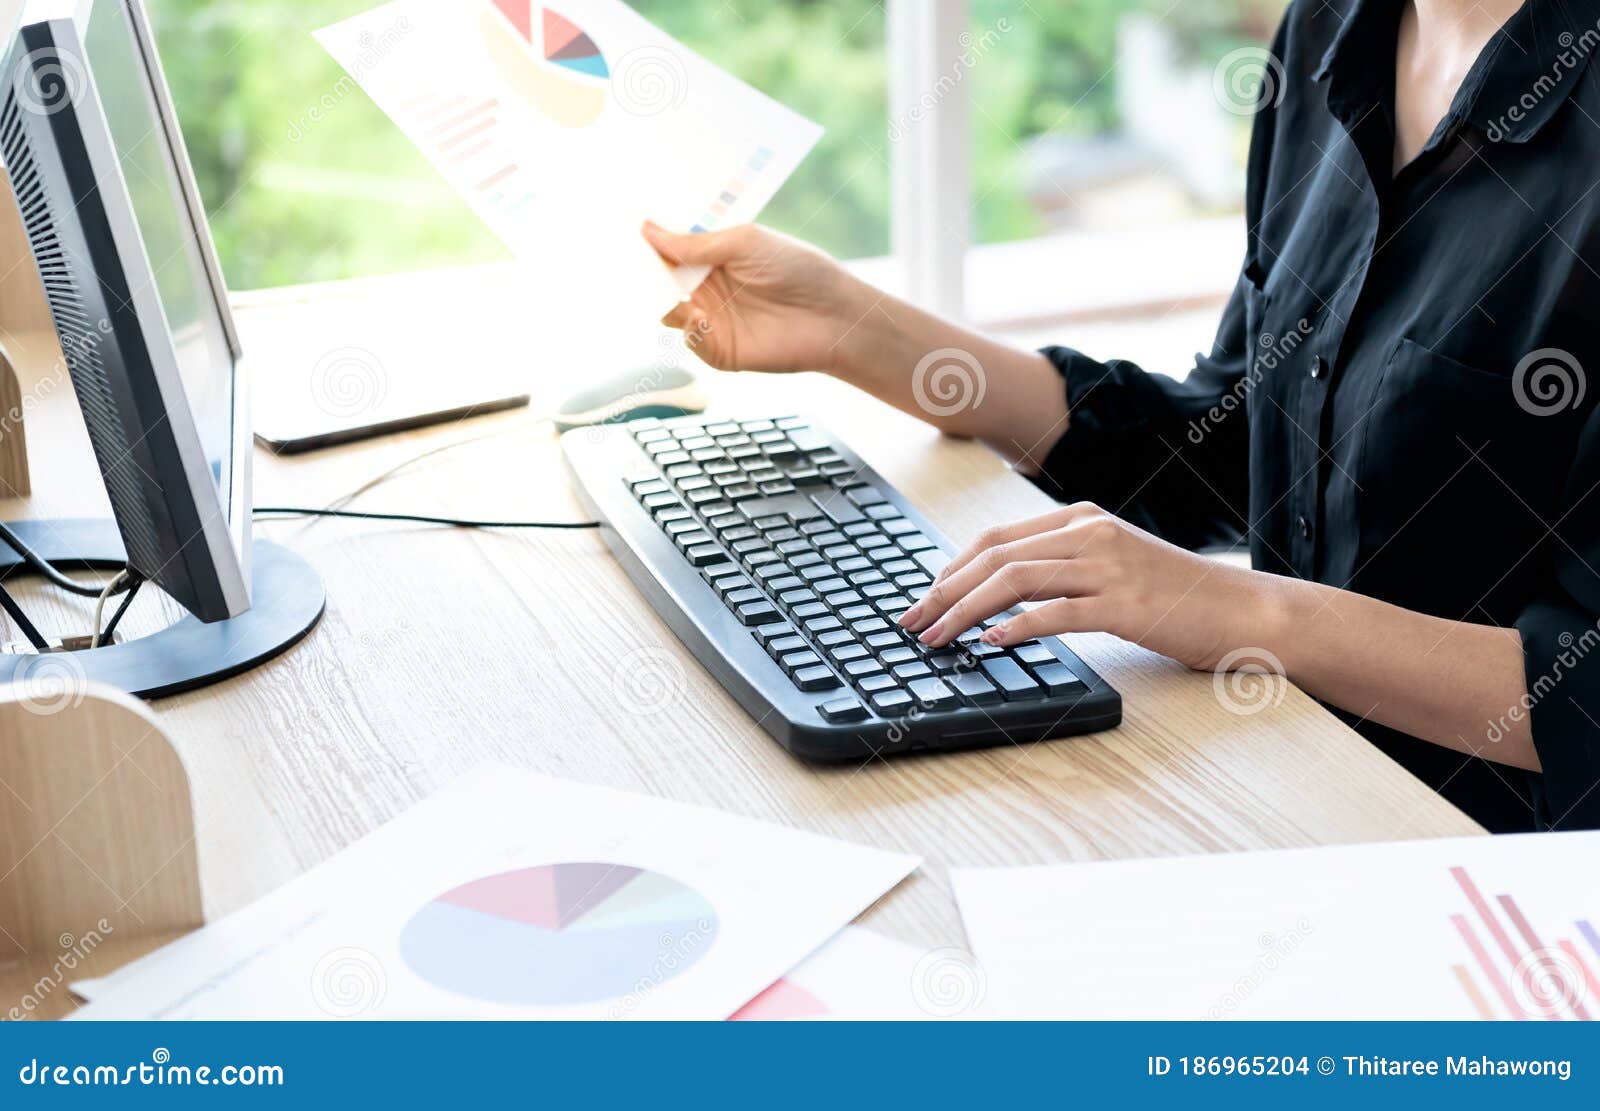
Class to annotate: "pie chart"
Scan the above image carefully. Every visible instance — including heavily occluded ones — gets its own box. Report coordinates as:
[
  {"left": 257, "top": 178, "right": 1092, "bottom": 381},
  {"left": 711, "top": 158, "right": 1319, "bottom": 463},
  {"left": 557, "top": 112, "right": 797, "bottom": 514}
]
[
  {"left": 399, "top": 862, "right": 719, "bottom": 1006},
  {"left": 480, "top": 1, "right": 609, "bottom": 127}
]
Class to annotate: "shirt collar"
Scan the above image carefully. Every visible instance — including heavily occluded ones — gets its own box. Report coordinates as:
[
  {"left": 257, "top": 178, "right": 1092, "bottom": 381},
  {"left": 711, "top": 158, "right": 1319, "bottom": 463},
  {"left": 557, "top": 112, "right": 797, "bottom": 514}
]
[{"left": 1313, "top": 0, "right": 1600, "bottom": 143}]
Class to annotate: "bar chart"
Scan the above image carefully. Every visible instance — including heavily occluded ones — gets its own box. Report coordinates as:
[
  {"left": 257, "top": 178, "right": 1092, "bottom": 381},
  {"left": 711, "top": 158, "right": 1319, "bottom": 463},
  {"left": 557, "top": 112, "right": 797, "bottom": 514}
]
[{"left": 1448, "top": 865, "right": 1599, "bottom": 1021}]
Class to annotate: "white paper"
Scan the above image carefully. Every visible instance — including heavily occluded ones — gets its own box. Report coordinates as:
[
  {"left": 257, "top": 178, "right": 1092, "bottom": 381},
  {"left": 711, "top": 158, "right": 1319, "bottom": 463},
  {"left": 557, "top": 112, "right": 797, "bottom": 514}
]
[
  {"left": 730, "top": 927, "right": 991, "bottom": 1021},
  {"left": 954, "top": 830, "right": 1600, "bottom": 1021},
  {"left": 314, "top": 0, "right": 822, "bottom": 319},
  {"left": 72, "top": 766, "right": 916, "bottom": 1020}
]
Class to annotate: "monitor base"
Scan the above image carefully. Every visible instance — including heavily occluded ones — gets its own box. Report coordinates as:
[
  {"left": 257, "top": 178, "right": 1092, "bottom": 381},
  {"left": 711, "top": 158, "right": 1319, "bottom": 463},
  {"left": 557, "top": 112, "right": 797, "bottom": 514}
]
[{"left": 0, "top": 518, "right": 325, "bottom": 699}]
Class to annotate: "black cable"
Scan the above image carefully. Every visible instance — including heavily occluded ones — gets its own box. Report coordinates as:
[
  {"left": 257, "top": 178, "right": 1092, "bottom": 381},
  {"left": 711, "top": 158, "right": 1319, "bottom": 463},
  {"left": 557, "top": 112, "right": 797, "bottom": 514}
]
[
  {"left": 0, "top": 520, "right": 132, "bottom": 599},
  {"left": 0, "top": 577, "right": 50, "bottom": 651},
  {"left": 253, "top": 507, "right": 601, "bottom": 530},
  {"left": 98, "top": 577, "right": 143, "bottom": 646}
]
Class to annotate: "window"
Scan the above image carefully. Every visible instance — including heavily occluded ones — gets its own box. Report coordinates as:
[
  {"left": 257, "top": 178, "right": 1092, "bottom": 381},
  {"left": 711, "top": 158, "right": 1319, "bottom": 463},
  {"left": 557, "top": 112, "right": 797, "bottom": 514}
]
[{"left": 148, "top": 0, "right": 1282, "bottom": 326}]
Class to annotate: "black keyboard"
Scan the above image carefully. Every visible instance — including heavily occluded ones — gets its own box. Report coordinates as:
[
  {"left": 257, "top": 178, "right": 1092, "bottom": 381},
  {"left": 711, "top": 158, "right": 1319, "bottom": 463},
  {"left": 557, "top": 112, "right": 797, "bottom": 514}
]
[{"left": 562, "top": 414, "right": 1121, "bottom": 761}]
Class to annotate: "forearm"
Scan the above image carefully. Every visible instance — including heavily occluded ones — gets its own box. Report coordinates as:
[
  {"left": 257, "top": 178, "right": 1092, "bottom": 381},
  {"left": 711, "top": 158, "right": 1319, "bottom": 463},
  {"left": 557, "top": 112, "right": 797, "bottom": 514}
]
[
  {"left": 1260, "top": 576, "right": 1536, "bottom": 771},
  {"left": 825, "top": 274, "right": 1068, "bottom": 466}
]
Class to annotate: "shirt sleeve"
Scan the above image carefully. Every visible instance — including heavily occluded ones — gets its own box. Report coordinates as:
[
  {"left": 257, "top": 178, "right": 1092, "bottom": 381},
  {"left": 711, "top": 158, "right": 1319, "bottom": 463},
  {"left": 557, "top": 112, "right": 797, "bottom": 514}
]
[
  {"left": 1515, "top": 403, "right": 1600, "bottom": 830},
  {"left": 1028, "top": 17, "right": 1283, "bottom": 552},
  {"left": 1031, "top": 276, "right": 1256, "bottom": 551}
]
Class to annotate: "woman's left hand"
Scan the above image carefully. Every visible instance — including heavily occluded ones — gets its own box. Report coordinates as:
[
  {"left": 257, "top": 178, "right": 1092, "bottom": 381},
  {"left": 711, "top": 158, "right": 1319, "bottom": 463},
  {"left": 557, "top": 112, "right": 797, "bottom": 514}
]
[{"left": 900, "top": 503, "right": 1280, "bottom": 671}]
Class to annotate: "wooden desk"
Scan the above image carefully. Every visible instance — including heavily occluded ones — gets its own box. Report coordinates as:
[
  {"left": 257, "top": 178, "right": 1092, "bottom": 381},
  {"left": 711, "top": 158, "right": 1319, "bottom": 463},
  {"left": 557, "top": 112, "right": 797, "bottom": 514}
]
[{"left": 0, "top": 269, "right": 1482, "bottom": 1017}]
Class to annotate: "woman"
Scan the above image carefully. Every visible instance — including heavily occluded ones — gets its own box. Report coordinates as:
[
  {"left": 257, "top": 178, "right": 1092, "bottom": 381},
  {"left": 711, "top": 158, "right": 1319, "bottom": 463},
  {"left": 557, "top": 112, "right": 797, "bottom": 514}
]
[{"left": 644, "top": 0, "right": 1600, "bottom": 833}]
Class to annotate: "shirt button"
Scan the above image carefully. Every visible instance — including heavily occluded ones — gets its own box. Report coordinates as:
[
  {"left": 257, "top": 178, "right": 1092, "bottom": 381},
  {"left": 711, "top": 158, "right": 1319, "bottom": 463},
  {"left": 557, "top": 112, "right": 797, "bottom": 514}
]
[
  {"left": 1309, "top": 356, "right": 1325, "bottom": 380},
  {"left": 1297, "top": 514, "right": 1313, "bottom": 540}
]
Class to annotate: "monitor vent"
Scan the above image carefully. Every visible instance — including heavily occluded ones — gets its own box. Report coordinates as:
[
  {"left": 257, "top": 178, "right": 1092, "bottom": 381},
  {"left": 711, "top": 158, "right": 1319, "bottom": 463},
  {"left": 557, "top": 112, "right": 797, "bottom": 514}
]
[{"left": 1, "top": 88, "right": 165, "bottom": 575}]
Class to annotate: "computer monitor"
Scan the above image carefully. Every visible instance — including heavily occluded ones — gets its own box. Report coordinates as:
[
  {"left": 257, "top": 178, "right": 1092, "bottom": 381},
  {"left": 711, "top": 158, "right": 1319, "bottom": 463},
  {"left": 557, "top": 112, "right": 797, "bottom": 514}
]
[{"left": 1, "top": 0, "right": 250, "bottom": 622}]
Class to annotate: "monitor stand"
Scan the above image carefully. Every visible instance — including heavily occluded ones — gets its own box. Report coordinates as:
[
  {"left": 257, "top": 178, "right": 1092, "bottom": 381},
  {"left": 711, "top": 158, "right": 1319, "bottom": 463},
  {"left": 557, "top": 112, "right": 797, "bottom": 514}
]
[{"left": 0, "top": 518, "right": 325, "bottom": 699}]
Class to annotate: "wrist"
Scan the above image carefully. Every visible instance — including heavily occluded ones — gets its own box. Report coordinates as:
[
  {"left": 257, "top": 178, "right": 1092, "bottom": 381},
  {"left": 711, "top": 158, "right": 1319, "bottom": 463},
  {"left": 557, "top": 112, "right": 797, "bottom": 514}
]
[
  {"left": 822, "top": 270, "right": 897, "bottom": 380},
  {"left": 1250, "top": 572, "right": 1313, "bottom": 677}
]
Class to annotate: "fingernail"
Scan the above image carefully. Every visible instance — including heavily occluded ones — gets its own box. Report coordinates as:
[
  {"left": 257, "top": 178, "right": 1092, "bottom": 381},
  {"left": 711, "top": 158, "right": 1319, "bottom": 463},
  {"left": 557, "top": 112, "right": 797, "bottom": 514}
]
[
  {"left": 981, "top": 627, "right": 1005, "bottom": 646},
  {"left": 919, "top": 625, "right": 942, "bottom": 645},
  {"left": 900, "top": 603, "right": 923, "bottom": 627}
]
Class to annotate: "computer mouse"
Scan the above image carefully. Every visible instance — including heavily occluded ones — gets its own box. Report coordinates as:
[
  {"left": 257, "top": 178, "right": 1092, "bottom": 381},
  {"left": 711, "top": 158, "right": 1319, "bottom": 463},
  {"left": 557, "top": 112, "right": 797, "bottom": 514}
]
[{"left": 553, "top": 363, "right": 709, "bottom": 432}]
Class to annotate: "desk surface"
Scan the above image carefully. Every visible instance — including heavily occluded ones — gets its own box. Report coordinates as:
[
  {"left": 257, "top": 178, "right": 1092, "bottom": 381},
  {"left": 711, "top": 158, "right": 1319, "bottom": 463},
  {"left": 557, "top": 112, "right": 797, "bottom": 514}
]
[{"left": 0, "top": 272, "right": 1481, "bottom": 1015}]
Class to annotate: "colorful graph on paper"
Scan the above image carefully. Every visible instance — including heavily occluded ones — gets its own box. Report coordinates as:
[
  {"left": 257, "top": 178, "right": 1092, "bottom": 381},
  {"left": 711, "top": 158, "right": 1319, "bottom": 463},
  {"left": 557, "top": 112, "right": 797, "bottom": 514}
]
[
  {"left": 1447, "top": 865, "right": 1598, "bottom": 1021},
  {"left": 399, "top": 862, "right": 718, "bottom": 1006},
  {"left": 953, "top": 830, "right": 1600, "bottom": 1020}
]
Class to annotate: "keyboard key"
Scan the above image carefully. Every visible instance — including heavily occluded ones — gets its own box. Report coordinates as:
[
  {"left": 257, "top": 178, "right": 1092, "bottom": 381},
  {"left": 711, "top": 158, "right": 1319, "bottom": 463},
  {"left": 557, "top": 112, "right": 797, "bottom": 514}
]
[
  {"left": 981, "top": 657, "right": 1043, "bottom": 699},
  {"left": 780, "top": 650, "right": 823, "bottom": 673},
  {"left": 829, "top": 643, "right": 870, "bottom": 664},
  {"left": 908, "top": 677, "right": 958, "bottom": 711},
  {"left": 870, "top": 689, "right": 914, "bottom": 714},
  {"left": 892, "top": 662, "right": 933, "bottom": 682},
  {"left": 1032, "top": 662, "right": 1085, "bottom": 695},
  {"left": 852, "top": 618, "right": 891, "bottom": 636},
  {"left": 1014, "top": 644, "right": 1056, "bottom": 666},
  {"left": 779, "top": 589, "right": 817, "bottom": 608},
  {"left": 879, "top": 646, "right": 918, "bottom": 666},
  {"left": 789, "top": 428, "right": 832, "bottom": 454},
  {"left": 859, "top": 674, "right": 899, "bottom": 695},
  {"left": 768, "top": 635, "right": 808, "bottom": 657},
  {"left": 927, "top": 652, "right": 965, "bottom": 673},
  {"left": 700, "top": 561, "right": 739, "bottom": 582},
  {"left": 726, "top": 588, "right": 765, "bottom": 608},
  {"left": 839, "top": 605, "right": 876, "bottom": 623},
  {"left": 900, "top": 534, "right": 937, "bottom": 553},
  {"left": 817, "top": 629, "right": 856, "bottom": 649},
  {"left": 846, "top": 485, "right": 887, "bottom": 506},
  {"left": 735, "top": 601, "right": 780, "bottom": 626},
  {"left": 844, "top": 658, "right": 886, "bottom": 680},
  {"left": 685, "top": 544, "right": 726, "bottom": 567},
  {"left": 791, "top": 602, "right": 829, "bottom": 621},
  {"left": 787, "top": 467, "right": 824, "bottom": 486},
  {"left": 738, "top": 493, "right": 824, "bottom": 525},
  {"left": 815, "top": 496, "right": 865, "bottom": 525},
  {"left": 825, "top": 591, "right": 864, "bottom": 610},
  {"left": 753, "top": 622, "right": 794, "bottom": 647},
  {"left": 794, "top": 666, "right": 841, "bottom": 692},
  {"left": 713, "top": 575, "right": 753, "bottom": 599},
  {"left": 949, "top": 671, "right": 1003, "bottom": 706},
  {"left": 819, "top": 697, "right": 869, "bottom": 724},
  {"left": 663, "top": 518, "right": 702, "bottom": 537}
]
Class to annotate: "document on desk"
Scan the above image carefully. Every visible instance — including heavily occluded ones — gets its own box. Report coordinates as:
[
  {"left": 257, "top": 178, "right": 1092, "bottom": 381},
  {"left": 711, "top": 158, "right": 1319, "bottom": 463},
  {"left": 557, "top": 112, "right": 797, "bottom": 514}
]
[
  {"left": 730, "top": 927, "right": 989, "bottom": 1021},
  {"left": 314, "top": 0, "right": 822, "bottom": 318},
  {"left": 954, "top": 830, "right": 1600, "bottom": 1021},
  {"left": 70, "top": 766, "right": 915, "bottom": 1020}
]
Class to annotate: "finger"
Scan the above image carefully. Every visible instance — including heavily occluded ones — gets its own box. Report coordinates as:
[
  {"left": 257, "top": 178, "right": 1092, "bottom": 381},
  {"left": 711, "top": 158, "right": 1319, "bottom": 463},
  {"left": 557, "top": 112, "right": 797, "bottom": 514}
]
[
  {"left": 660, "top": 303, "right": 695, "bottom": 330},
  {"left": 934, "top": 503, "right": 1095, "bottom": 588},
  {"left": 982, "top": 597, "right": 1105, "bottom": 647},
  {"left": 643, "top": 221, "right": 748, "bottom": 267},
  {"left": 905, "top": 522, "right": 1100, "bottom": 631},
  {"left": 919, "top": 561, "right": 1091, "bottom": 647}
]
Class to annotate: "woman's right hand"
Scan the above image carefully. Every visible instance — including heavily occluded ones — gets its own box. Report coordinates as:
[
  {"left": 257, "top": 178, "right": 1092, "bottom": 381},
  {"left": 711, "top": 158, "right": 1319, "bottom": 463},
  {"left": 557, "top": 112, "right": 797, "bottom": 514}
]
[{"left": 643, "top": 222, "right": 862, "bottom": 374}]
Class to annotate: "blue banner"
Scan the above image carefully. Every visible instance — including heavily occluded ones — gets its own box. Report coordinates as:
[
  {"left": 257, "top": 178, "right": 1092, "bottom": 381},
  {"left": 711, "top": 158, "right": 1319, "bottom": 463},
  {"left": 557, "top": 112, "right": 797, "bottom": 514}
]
[{"left": 3, "top": 1021, "right": 1596, "bottom": 1107}]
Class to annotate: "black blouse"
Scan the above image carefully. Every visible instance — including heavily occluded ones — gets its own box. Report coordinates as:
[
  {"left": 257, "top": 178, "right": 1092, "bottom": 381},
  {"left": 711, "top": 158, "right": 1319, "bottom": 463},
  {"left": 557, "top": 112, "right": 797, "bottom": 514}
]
[{"left": 1034, "top": 0, "right": 1600, "bottom": 832}]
